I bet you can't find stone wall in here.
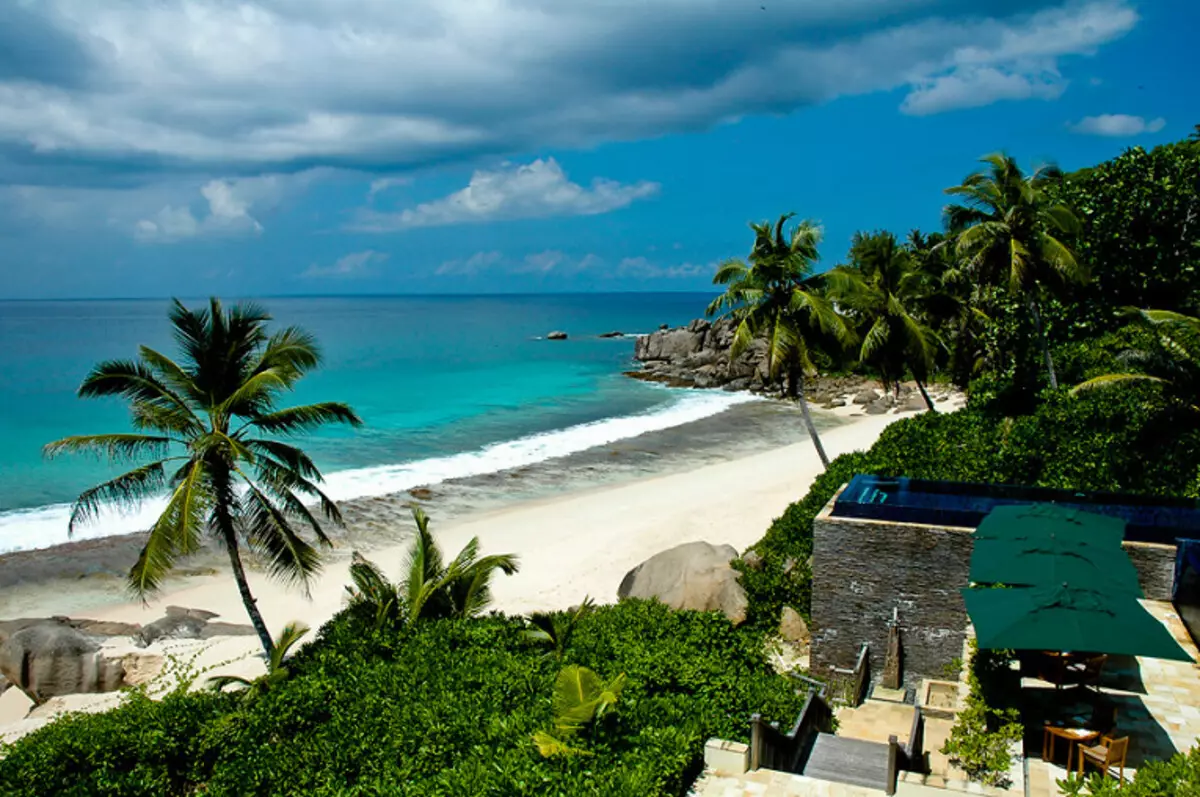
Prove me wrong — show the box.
[810,491,1182,692]
[1123,541,1178,602]
[810,501,975,694]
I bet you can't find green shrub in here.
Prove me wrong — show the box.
[735,451,873,630]
[940,641,1023,787]
[0,601,807,797]
[1057,744,1200,796]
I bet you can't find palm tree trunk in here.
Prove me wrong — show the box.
[213,467,275,659]
[797,374,831,470]
[916,378,937,412]
[1026,297,1058,390]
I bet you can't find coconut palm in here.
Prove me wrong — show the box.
[346,506,519,629]
[944,153,1084,389]
[1072,308,1200,414]
[45,299,362,659]
[825,230,941,410]
[707,214,854,468]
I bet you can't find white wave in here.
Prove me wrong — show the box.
[0,390,757,554]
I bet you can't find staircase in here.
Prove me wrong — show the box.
[801,733,892,791]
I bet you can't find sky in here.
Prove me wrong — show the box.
[0,0,1196,299]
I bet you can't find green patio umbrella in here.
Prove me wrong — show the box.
[975,503,1127,547]
[963,585,1192,661]
[970,537,1143,596]
[974,504,1127,548]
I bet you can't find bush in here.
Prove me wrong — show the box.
[940,640,1023,788]
[1058,744,1200,796]
[0,601,808,797]
[735,451,872,630]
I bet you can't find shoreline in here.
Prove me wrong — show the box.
[0,389,964,735]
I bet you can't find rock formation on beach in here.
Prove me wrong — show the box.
[618,541,748,625]
[629,317,947,412]
[0,607,255,705]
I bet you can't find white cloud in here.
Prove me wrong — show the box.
[367,177,411,199]
[0,1,1140,185]
[134,173,306,243]
[302,250,388,278]
[435,250,505,276]
[617,256,713,280]
[902,67,1065,116]
[1070,114,1167,136]
[355,158,659,231]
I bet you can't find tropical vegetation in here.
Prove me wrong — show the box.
[0,600,807,796]
[345,505,520,632]
[44,299,362,658]
[707,213,854,467]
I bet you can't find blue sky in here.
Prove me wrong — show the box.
[0,0,1195,299]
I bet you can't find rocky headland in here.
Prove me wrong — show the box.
[629,317,954,413]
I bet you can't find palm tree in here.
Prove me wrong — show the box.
[944,153,1084,389]
[1073,308,1200,414]
[825,230,941,410]
[346,506,519,629]
[45,299,362,659]
[707,214,854,468]
[906,229,991,388]
[522,597,595,660]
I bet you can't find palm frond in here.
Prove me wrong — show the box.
[128,459,212,597]
[66,460,171,532]
[44,434,173,462]
[249,402,363,435]
[239,480,322,593]
[268,621,309,673]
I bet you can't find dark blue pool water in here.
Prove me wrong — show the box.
[831,475,1200,546]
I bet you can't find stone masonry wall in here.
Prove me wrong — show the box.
[810,493,1181,693]
[810,507,975,694]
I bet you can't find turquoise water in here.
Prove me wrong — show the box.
[0,294,744,551]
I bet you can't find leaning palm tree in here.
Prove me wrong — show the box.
[45,299,362,658]
[707,214,854,468]
[346,506,519,629]
[944,153,1084,388]
[1072,308,1200,414]
[825,230,941,410]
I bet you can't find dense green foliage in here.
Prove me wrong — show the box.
[0,600,807,796]
[1053,139,1200,328]
[1058,745,1200,796]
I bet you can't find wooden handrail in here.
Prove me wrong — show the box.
[749,689,834,773]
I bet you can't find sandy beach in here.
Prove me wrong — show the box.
[0,394,962,735]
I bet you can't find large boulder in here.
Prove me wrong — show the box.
[617,542,748,625]
[546,331,567,340]
[0,624,125,705]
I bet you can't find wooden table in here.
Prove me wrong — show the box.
[1043,724,1101,770]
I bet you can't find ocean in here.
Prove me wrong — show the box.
[0,294,813,555]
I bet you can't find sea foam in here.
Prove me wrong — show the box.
[0,389,756,554]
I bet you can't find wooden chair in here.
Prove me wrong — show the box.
[1065,654,1109,690]
[1077,735,1130,784]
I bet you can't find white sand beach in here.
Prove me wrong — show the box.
[0,394,963,736]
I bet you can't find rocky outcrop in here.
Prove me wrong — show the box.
[617,541,748,625]
[546,331,567,340]
[136,606,255,647]
[0,624,126,705]
[630,318,948,412]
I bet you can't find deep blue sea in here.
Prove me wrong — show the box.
[0,294,755,552]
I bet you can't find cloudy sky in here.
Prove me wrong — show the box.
[0,0,1194,298]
